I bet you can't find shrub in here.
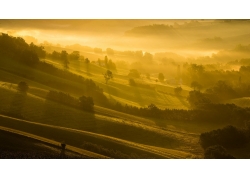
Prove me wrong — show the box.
[204,145,235,159]
[200,125,248,149]
[129,78,136,86]
[17,81,29,93]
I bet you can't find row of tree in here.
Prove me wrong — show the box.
[108,101,250,127]
[0,33,45,66]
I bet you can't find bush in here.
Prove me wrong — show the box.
[129,79,136,86]
[200,125,248,149]
[187,90,211,108]
[79,96,94,112]
[128,69,140,78]
[17,81,29,93]
[174,86,182,95]
[204,145,235,159]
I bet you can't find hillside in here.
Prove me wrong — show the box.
[0,83,202,158]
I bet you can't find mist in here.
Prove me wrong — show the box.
[2,19,250,58]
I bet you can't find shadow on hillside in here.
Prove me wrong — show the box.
[84,63,91,76]
[74,59,81,72]
[106,83,119,98]
[8,90,27,119]
[42,99,97,132]
[132,86,146,107]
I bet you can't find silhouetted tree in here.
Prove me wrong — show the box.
[187,90,210,108]
[94,48,102,54]
[79,96,94,112]
[104,70,113,84]
[20,49,39,66]
[50,51,61,60]
[142,52,153,63]
[200,125,248,149]
[61,50,69,69]
[205,80,237,102]
[17,81,29,93]
[204,145,235,159]
[128,69,140,78]
[174,86,182,95]
[69,51,80,61]
[85,58,90,64]
[191,81,202,91]
[29,42,46,59]
[106,48,114,56]
[129,78,136,86]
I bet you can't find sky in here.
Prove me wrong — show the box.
[1,19,250,57]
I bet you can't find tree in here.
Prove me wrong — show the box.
[158,73,165,82]
[104,70,113,84]
[20,50,39,66]
[128,69,140,78]
[69,51,80,61]
[129,78,136,86]
[85,58,90,64]
[61,50,69,69]
[174,86,182,95]
[79,96,94,112]
[200,125,248,149]
[94,48,102,54]
[51,51,61,60]
[106,48,114,56]
[187,90,210,108]
[29,42,46,59]
[142,52,153,63]
[191,81,202,91]
[17,81,29,93]
[204,145,235,159]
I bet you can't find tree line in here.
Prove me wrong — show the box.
[200,125,250,158]
[108,101,250,127]
[0,33,45,66]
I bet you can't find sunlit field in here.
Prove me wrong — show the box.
[1,19,250,158]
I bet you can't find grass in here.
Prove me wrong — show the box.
[0,83,201,157]
[0,114,197,158]
[42,58,190,109]
[0,56,205,158]
[0,128,87,158]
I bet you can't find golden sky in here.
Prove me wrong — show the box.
[1,20,250,56]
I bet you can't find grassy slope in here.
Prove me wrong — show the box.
[42,57,190,109]
[0,114,195,159]
[0,84,201,158]
[0,127,94,158]
[0,55,205,158]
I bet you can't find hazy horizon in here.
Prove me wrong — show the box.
[1,19,250,58]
